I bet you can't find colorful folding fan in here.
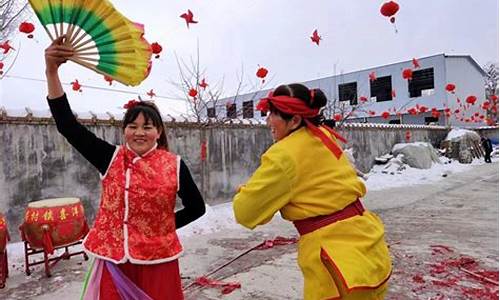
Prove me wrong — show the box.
[28,0,152,86]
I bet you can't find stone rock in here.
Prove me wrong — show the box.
[392,142,441,169]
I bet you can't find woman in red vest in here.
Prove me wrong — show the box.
[44,37,205,299]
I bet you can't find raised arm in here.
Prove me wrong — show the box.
[45,36,116,175]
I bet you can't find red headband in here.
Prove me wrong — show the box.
[256,91,346,159]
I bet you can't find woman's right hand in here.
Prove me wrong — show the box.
[45,36,74,75]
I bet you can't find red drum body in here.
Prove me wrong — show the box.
[20,198,89,254]
[0,213,7,253]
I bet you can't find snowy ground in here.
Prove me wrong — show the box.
[4,152,498,280]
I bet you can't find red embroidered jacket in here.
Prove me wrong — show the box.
[83,145,182,264]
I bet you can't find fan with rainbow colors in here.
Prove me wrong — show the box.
[29,0,152,86]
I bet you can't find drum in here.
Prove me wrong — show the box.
[0,213,9,288]
[20,198,89,254]
[0,213,7,253]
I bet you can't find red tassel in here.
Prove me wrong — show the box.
[41,225,54,255]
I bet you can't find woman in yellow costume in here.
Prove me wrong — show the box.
[233,83,392,300]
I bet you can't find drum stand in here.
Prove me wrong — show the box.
[0,250,7,288]
[24,239,88,277]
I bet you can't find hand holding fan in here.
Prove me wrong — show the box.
[29,0,152,86]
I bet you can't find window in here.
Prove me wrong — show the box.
[261,110,267,117]
[408,68,434,98]
[207,107,216,118]
[425,116,439,125]
[370,76,393,102]
[242,101,254,119]
[226,103,237,119]
[389,119,400,124]
[338,82,358,105]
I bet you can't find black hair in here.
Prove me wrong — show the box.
[122,102,168,150]
[270,83,327,126]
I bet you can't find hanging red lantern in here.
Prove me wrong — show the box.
[151,42,163,59]
[359,96,368,103]
[200,141,207,162]
[465,95,477,105]
[405,130,411,142]
[402,68,413,80]
[19,22,35,38]
[256,67,268,83]
[188,88,197,99]
[333,114,342,122]
[380,1,399,23]
[445,83,456,93]
[431,110,441,119]
[381,111,390,119]
[71,79,82,92]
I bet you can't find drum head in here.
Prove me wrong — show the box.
[28,197,80,208]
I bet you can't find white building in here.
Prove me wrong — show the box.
[209,54,487,127]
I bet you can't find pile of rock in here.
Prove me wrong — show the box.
[373,142,442,175]
[440,129,483,164]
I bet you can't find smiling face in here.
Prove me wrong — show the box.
[124,112,161,156]
[266,111,300,142]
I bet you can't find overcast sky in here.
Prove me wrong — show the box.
[0,0,498,116]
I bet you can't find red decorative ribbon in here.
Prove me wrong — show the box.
[256,92,346,158]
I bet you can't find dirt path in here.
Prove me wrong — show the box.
[1,162,497,299]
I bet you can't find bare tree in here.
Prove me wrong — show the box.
[1,0,29,41]
[168,44,270,123]
[483,62,499,123]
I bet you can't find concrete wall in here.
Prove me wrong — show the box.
[445,56,486,127]
[2,118,496,241]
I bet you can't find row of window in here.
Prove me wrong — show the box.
[208,67,435,119]
[207,101,264,119]
[339,68,435,104]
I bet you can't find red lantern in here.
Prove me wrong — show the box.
[151,42,163,58]
[465,95,477,105]
[445,83,456,93]
[0,61,3,75]
[489,94,498,101]
[431,110,441,119]
[71,79,82,92]
[381,111,390,119]
[104,75,113,85]
[188,88,198,98]
[359,96,368,102]
[19,22,35,38]
[380,1,399,23]
[200,141,207,162]
[402,68,413,80]
[333,114,342,122]
[419,106,428,113]
[405,130,411,142]
[256,67,268,83]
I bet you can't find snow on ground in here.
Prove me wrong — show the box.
[5,151,498,268]
[365,156,497,191]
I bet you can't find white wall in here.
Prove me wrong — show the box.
[445,56,486,127]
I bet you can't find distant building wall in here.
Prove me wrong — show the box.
[1,118,497,241]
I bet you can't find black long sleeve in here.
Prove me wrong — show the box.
[47,94,205,228]
[48,94,115,175]
[176,160,206,229]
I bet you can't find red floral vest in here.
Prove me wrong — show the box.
[83,145,182,264]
